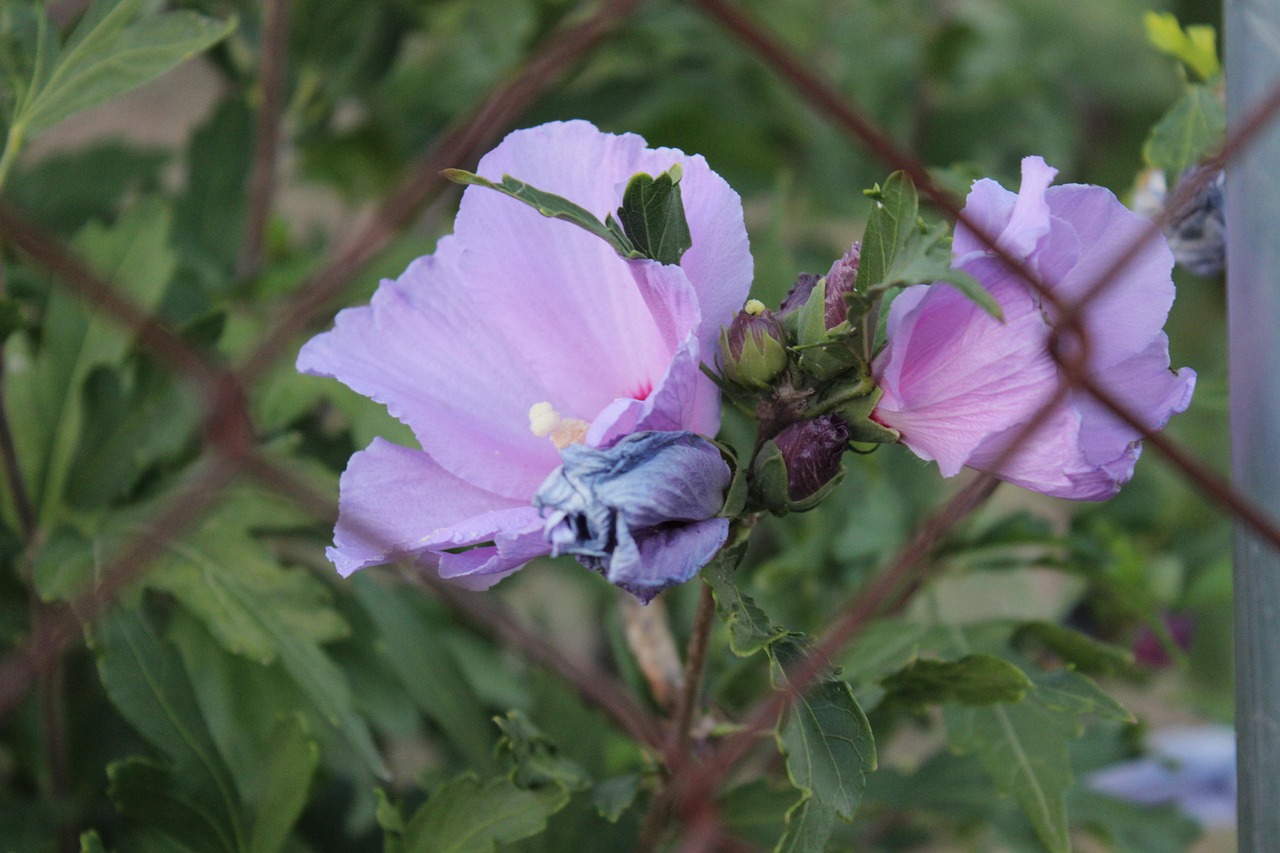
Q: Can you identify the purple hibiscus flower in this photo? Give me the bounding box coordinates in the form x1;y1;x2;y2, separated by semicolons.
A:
297;121;751;596
871;157;1196;499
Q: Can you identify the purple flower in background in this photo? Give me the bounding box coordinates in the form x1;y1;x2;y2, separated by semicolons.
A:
1088;725;1236;829
297;121;751;593
872;157;1196;499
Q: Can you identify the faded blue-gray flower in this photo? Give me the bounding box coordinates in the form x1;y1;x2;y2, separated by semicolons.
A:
534;431;731;603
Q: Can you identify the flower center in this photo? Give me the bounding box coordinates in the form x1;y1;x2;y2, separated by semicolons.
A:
528;402;590;449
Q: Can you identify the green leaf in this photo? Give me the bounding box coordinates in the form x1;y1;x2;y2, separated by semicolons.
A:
107;758;238;853
1013;621;1136;678
92;607;246;851
945;698;1078;853
247;715;319;853
1071;788;1200;853
590;774;639;823
854;172;918;294
144;491;387;779
1143;85;1225;185
11;0;237;137
495;710;591;792
443;169;638;258
351;574;496;769
704;541;785;656
775;795;837;853
1031;669;1133;722
776;676;877;821
399;774;569;853
4;198;175;529
64;363;200;509
880;654;1034;710
614;165;692;265
1144;12;1219;81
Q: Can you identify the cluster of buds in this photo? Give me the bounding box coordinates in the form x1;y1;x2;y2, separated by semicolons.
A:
713;243;899;515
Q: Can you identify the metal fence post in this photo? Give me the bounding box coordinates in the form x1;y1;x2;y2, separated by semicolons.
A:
1227;1;1280;848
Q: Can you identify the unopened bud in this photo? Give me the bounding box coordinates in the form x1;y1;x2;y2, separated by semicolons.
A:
718;301;789;389
751;414;850;514
773;414;850;501
823;242;860;329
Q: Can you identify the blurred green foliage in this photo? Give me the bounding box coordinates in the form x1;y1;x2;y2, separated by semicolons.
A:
0;0;1231;851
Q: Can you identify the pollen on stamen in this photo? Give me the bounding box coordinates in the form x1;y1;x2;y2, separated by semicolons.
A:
529;402;589;449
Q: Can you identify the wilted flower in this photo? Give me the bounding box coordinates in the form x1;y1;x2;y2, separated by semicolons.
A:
297;121;751;594
872;156;1196;500
534;431;732;602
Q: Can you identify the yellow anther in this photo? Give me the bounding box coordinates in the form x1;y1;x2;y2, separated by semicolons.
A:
744;298;766;316
529;402;590;449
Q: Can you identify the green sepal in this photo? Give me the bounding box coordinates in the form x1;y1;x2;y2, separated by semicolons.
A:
714;439;749;518
833;386;900;445
718;323;788;390
750;439;846;516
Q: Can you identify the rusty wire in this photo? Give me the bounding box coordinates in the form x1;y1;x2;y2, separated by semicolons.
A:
0;0;1274;849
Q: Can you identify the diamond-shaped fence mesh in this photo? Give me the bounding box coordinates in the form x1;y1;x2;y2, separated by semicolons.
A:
0;1;1275;850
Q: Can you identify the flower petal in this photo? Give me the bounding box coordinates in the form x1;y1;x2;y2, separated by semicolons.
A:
612;518;730;604
873;258;1058;477
298;242;563;500
328;438;545;578
1044;183;1178;371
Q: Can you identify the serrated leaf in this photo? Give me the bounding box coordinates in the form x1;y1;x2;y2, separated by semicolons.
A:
615;165;692;265
854;172;918;294
495;710;591;792
945;698;1078;853
880;654;1034;710
4;198;175;529
1143;85;1225;185
12;0;237;137
1013;621;1136;678
773;669;876;821
351;574;496;769
704;541;784;656
774;795;837;853
93;607;246;851
400;774;569;853
248;715;319;853
443;169;638;258
144;493;386;779
107;758;239;853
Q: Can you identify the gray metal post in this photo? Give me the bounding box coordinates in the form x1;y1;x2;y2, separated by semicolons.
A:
1227;1;1280;848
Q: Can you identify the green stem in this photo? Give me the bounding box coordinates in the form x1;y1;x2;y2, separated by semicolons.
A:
802;375;876;418
0;123;26;192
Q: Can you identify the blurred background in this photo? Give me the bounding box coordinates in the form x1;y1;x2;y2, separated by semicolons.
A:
1;0;1235;850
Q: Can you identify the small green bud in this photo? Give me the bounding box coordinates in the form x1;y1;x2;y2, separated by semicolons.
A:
718;300;789;390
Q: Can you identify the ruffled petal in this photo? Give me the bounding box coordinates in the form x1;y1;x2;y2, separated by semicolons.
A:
1073;336;1197;466
1044;183;1178;372
613;518;730;603
328;438;546;577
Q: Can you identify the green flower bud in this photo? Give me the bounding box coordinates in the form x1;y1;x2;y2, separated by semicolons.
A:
718;299;789;390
